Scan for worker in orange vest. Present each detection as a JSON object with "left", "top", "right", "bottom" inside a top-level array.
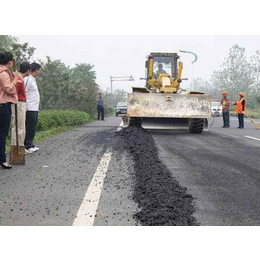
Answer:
[
  {"left": 233, "top": 92, "right": 246, "bottom": 129},
  {"left": 221, "top": 91, "right": 231, "bottom": 128}
]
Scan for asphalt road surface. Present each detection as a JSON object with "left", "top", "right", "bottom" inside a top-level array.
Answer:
[{"left": 0, "top": 115, "right": 260, "bottom": 226}]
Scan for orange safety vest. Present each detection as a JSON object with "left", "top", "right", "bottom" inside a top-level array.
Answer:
[{"left": 235, "top": 98, "right": 246, "bottom": 114}]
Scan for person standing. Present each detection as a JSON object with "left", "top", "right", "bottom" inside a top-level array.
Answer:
[
  {"left": 24, "top": 63, "right": 41, "bottom": 153},
  {"left": 97, "top": 92, "right": 105, "bottom": 121},
  {"left": 10, "top": 62, "right": 30, "bottom": 152},
  {"left": 233, "top": 92, "right": 246, "bottom": 129},
  {"left": 221, "top": 91, "right": 231, "bottom": 128},
  {"left": 0, "top": 52, "right": 18, "bottom": 169}
]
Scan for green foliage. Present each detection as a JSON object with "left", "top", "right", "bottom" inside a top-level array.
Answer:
[
  {"left": 68, "top": 63, "right": 99, "bottom": 117},
  {"left": 102, "top": 88, "right": 127, "bottom": 107},
  {"left": 37, "top": 110, "right": 91, "bottom": 131},
  {"left": 256, "top": 95, "right": 260, "bottom": 104},
  {"left": 100, "top": 89, "right": 127, "bottom": 116},
  {"left": 104, "top": 104, "right": 114, "bottom": 116},
  {"left": 37, "top": 59, "right": 101, "bottom": 117},
  {"left": 0, "top": 35, "right": 35, "bottom": 67},
  {"left": 11, "top": 42, "right": 35, "bottom": 67},
  {"left": 0, "top": 36, "right": 106, "bottom": 117},
  {"left": 211, "top": 44, "right": 254, "bottom": 102},
  {"left": 37, "top": 57, "right": 71, "bottom": 110},
  {"left": 194, "top": 44, "right": 260, "bottom": 109},
  {"left": 0, "top": 35, "right": 17, "bottom": 52}
]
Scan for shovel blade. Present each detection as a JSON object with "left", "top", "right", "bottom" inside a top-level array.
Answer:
[{"left": 9, "top": 146, "right": 25, "bottom": 165}]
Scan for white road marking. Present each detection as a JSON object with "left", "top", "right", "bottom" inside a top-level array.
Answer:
[
  {"left": 116, "top": 121, "right": 124, "bottom": 132},
  {"left": 244, "top": 136, "right": 260, "bottom": 142},
  {"left": 73, "top": 150, "right": 112, "bottom": 226}
]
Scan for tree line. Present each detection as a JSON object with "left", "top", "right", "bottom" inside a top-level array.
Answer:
[
  {"left": 193, "top": 44, "right": 260, "bottom": 109},
  {"left": 0, "top": 35, "right": 127, "bottom": 117}
]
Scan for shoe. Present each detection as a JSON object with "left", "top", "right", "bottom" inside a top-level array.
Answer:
[
  {"left": 28, "top": 147, "right": 36, "bottom": 153},
  {"left": 25, "top": 148, "right": 33, "bottom": 154},
  {"left": 101, "top": 119, "right": 105, "bottom": 121},
  {"left": 30, "top": 147, "right": 39, "bottom": 152},
  {"left": 237, "top": 127, "right": 241, "bottom": 129},
  {"left": 1, "top": 162, "right": 12, "bottom": 169},
  {"left": 221, "top": 126, "right": 226, "bottom": 128}
]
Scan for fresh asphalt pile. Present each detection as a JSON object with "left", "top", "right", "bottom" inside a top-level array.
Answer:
[{"left": 117, "top": 124, "right": 198, "bottom": 226}]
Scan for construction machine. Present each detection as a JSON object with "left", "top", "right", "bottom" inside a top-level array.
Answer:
[{"left": 123, "top": 52, "right": 211, "bottom": 133}]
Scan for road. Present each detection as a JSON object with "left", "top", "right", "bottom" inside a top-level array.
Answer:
[
  {"left": 0, "top": 115, "right": 260, "bottom": 226},
  {"left": 153, "top": 115, "right": 260, "bottom": 225}
]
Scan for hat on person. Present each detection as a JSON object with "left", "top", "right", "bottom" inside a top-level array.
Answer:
[
  {"left": 222, "top": 91, "right": 228, "bottom": 95},
  {"left": 239, "top": 92, "right": 244, "bottom": 97}
]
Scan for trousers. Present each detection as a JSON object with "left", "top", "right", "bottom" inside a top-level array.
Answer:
[
  {"left": 24, "top": 111, "right": 38, "bottom": 149},
  {"left": 11, "top": 102, "right": 26, "bottom": 146},
  {"left": 0, "top": 103, "right": 12, "bottom": 163},
  {"left": 97, "top": 105, "right": 104, "bottom": 120},
  {"left": 222, "top": 112, "right": 230, "bottom": 127},
  {"left": 238, "top": 113, "right": 244, "bottom": 128}
]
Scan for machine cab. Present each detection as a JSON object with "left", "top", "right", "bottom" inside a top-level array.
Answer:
[{"left": 145, "top": 53, "right": 179, "bottom": 80}]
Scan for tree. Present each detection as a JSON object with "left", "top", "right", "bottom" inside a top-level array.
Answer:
[
  {"left": 69, "top": 63, "right": 99, "bottom": 116},
  {"left": 192, "top": 78, "right": 216, "bottom": 97},
  {"left": 0, "top": 35, "right": 17, "bottom": 52},
  {"left": 113, "top": 89, "right": 127, "bottom": 105},
  {"left": 11, "top": 42, "right": 36, "bottom": 67},
  {"left": 37, "top": 57, "right": 71, "bottom": 110},
  {"left": 211, "top": 44, "right": 254, "bottom": 103},
  {"left": 0, "top": 35, "right": 35, "bottom": 68}
]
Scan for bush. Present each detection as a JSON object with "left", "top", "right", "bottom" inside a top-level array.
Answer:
[{"left": 37, "top": 110, "right": 91, "bottom": 131}]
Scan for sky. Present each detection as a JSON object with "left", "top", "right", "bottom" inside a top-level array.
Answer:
[{"left": 16, "top": 35, "right": 260, "bottom": 93}]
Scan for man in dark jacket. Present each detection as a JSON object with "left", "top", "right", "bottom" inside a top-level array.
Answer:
[{"left": 97, "top": 92, "right": 104, "bottom": 121}]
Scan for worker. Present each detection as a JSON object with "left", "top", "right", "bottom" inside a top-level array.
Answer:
[
  {"left": 221, "top": 91, "right": 231, "bottom": 128},
  {"left": 233, "top": 92, "right": 246, "bottom": 129},
  {"left": 155, "top": 64, "right": 167, "bottom": 79}
]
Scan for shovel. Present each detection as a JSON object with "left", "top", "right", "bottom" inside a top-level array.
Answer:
[
  {"left": 9, "top": 60, "right": 25, "bottom": 165},
  {"left": 208, "top": 102, "right": 222, "bottom": 130}
]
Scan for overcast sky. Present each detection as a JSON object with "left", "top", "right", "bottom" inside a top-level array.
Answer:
[{"left": 16, "top": 35, "right": 260, "bottom": 93}]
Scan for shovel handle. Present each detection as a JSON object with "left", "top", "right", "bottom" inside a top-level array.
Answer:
[
  {"left": 15, "top": 104, "right": 19, "bottom": 149},
  {"left": 209, "top": 102, "right": 222, "bottom": 128}
]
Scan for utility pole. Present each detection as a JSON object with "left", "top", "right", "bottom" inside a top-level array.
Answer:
[{"left": 110, "top": 76, "right": 113, "bottom": 107}]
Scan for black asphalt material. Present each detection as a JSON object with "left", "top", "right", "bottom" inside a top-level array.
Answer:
[{"left": 117, "top": 125, "right": 198, "bottom": 226}]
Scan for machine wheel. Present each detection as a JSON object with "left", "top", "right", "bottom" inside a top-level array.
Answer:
[
  {"left": 189, "top": 119, "right": 204, "bottom": 133},
  {"left": 129, "top": 117, "right": 142, "bottom": 127}
]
